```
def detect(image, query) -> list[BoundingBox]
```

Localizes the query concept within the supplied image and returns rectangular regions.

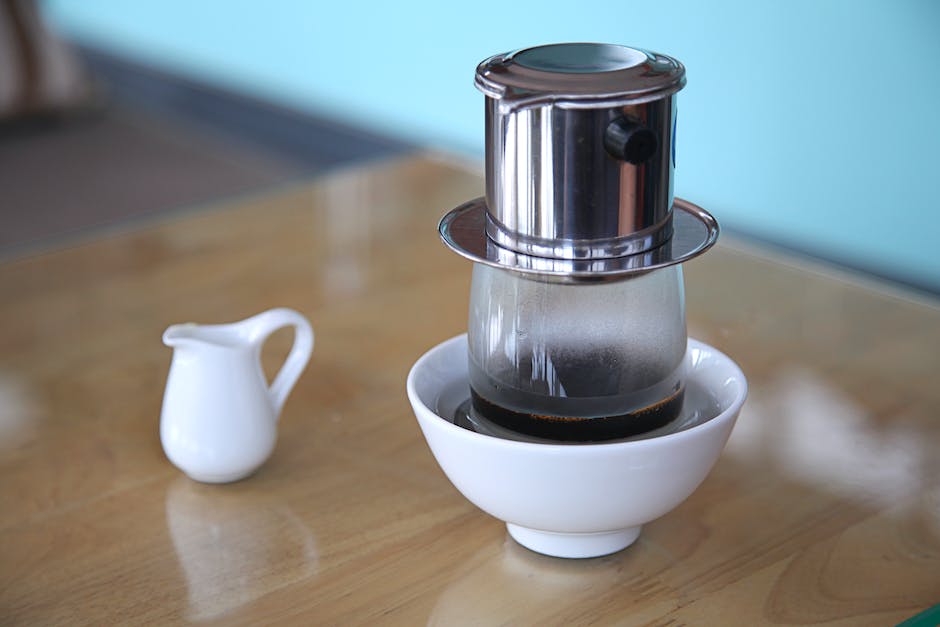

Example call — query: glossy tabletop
[1,154,938,625]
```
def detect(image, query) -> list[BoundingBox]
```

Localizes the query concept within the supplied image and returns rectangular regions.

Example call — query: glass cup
[467,263,687,441]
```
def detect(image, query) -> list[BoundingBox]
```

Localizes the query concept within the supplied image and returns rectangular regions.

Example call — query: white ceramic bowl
[407,334,747,559]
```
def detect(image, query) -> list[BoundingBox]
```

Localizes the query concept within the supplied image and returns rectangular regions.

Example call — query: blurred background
[3,0,938,294]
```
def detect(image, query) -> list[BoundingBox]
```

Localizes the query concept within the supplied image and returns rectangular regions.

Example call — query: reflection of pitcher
[165,478,318,622]
[160,308,314,483]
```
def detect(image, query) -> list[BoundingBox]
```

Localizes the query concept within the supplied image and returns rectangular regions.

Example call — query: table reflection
[0,368,40,450]
[725,367,935,507]
[164,477,318,621]
[428,537,648,625]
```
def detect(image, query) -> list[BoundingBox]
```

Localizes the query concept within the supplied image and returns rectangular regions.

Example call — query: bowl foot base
[507,524,642,559]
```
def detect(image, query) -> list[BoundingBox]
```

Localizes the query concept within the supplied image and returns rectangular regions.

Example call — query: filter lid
[475,43,686,109]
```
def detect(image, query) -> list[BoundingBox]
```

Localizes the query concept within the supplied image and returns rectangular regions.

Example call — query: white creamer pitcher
[160,308,314,483]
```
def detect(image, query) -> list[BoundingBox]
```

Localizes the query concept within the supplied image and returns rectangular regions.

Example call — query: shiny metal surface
[477,43,685,262]
[440,197,719,282]
[483,97,678,259]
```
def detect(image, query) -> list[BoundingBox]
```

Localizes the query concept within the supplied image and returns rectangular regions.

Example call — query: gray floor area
[0,108,310,251]
[0,47,413,255]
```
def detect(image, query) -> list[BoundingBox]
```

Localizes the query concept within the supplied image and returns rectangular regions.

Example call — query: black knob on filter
[604,117,658,164]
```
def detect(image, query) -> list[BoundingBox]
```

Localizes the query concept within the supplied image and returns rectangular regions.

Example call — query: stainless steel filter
[441,42,718,281]
[479,43,684,260]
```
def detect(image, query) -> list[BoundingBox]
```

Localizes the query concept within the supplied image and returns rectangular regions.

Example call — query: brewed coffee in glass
[467,263,687,441]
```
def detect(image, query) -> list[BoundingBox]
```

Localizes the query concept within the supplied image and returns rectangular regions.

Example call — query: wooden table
[2,154,938,625]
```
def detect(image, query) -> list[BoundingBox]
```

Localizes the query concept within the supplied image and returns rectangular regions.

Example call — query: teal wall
[44,0,940,291]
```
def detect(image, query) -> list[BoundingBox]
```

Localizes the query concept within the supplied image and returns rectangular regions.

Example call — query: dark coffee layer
[470,386,684,442]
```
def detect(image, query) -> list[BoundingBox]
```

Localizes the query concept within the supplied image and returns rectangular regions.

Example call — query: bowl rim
[406,334,747,453]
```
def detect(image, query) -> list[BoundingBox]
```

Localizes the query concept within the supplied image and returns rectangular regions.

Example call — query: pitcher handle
[245,308,315,418]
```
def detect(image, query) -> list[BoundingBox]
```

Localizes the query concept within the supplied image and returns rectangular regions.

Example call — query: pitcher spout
[162,322,247,349]
[163,323,198,348]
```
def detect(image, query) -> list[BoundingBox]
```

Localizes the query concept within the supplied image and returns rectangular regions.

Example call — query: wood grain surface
[1,154,938,625]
